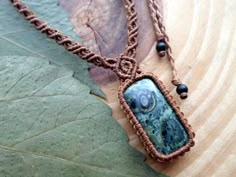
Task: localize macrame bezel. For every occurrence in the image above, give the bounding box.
[118,73,195,162]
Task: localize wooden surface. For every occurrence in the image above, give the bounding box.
[60,0,159,84]
[62,0,236,176]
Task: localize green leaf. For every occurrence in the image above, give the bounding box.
[0,56,167,177]
[0,0,105,98]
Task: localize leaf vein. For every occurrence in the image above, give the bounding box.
[0,145,135,177]
[10,110,114,147]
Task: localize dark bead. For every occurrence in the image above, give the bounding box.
[158,51,166,57]
[156,41,167,52]
[180,92,188,99]
[176,84,188,94]
[176,84,188,99]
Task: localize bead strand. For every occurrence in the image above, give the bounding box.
[147,0,189,99]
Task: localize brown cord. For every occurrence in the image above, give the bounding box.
[9,0,140,81]
[10,0,182,86]
[9,0,195,161]
[147,0,182,86]
[118,73,195,162]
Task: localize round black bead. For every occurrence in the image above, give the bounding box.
[176,84,188,94]
[156,41,167,52]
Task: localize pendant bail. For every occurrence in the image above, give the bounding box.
[113,55,138,80]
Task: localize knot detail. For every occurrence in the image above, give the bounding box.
[114,56,138,80]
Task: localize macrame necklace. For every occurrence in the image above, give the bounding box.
[10,0,195,162]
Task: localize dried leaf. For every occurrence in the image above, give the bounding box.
[0,56,167,177]
[0,0,105,97]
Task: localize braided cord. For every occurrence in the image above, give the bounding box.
[147,0,182,86]
[9,0,139,80]
[123,0,139,58]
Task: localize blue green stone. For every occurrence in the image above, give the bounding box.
[124,78,189,155]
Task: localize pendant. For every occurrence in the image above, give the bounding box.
[9,0,194,162]
[118,73,195,162]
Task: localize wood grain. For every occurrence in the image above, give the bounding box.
[62,0,236,176]
[60,0,160,85]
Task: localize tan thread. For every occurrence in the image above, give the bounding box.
[11,0,182,85]
[10,0,139,81]
[147,0,182,86]
[10,0,195,162]
[118,73,195,162]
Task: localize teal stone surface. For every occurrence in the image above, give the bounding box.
[124,78,189,155]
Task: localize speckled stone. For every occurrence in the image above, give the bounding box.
[124,78,189,155]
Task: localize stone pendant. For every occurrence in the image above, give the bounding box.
[118,73,195,162]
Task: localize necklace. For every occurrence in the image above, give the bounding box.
[10,0,195,162]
